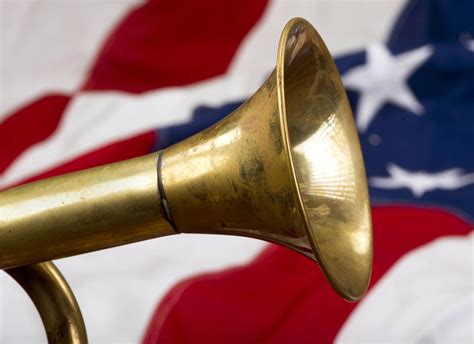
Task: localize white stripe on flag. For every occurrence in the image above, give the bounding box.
[336,233,474,343]
[0,1,141,119]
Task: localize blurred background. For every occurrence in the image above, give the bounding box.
[1,0,473,343]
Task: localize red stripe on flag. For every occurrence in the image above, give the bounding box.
[10,131,156,187]
[142,206,472,343]
[82,0,269,93]
[0,94,70,174]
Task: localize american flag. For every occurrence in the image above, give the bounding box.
[1,0,472,343]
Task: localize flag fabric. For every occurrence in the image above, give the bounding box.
[1,0,473,343]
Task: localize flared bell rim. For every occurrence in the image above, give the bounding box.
[276,18,373,301]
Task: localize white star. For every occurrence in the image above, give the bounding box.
[370,163,474,198]
[459,32,474,51]
[465,39,474,52]
[343,44,433,132]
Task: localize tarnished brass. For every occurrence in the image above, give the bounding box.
[0,17,372,342]
[6,262,87,343]
[161,18,372,300]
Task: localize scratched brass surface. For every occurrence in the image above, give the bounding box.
[161,18,372,300]
[6,262,87,343]
[0,153,175,269]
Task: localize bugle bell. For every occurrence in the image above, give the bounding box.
[1,18,372,335]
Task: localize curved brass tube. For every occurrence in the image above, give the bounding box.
[6,261,88,343]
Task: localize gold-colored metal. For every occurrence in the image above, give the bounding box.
[6,262,87,343]
[0,152,175,269]
[161,18,372,301]
[0,17,372,343]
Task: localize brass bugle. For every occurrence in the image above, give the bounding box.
[1,18,372,305]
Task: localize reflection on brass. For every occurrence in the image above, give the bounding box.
[0,152,175,269]
[0,18,372,342]
[6,262,87,343]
